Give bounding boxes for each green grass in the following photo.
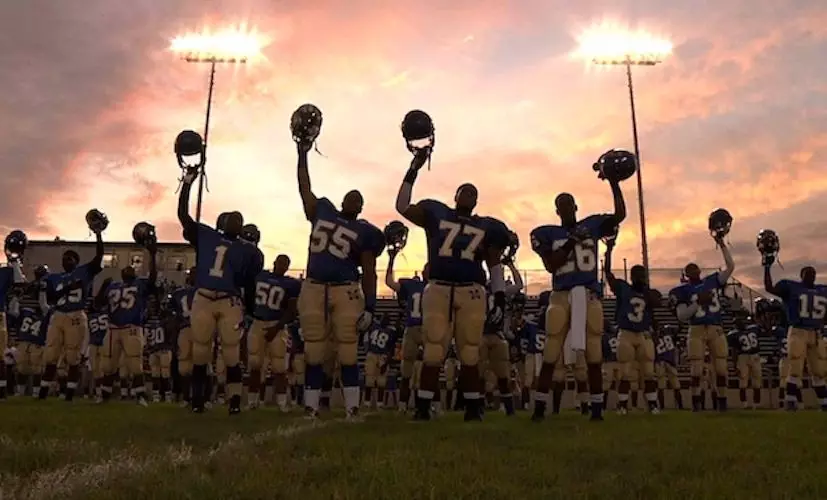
[2,400,826,500]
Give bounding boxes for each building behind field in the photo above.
[23,239,194,290]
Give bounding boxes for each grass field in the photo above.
[1,400,826,500]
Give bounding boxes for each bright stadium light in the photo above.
[575,23,672,272]
[169,25,268,222]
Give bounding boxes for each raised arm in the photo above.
[360,251,378,316]
[385,251,401,293]
[603,240,618,292]
[608,178,626,225]
[764,265,780,297]
[717,238,735,284]
[87,231,104,275]
[297,143,319,221]
[178,170,198,243]
[395,150,429,227]
[147,244,158,289]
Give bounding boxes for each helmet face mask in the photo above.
[593,149,637,182]
[383,220,409,254]
[132,221,157,248]
[85,209,109,234]
[291,104,323,148]
[401,110,435,158]
[708,208,733,240]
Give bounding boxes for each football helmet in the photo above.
[756,229,780,266]
[4,230,27,260]
[592,149,637,182]
[132,221,157,248]
[290,104,323,146]
[401,110,435,157]
[384,220,408,254]
[174,129,205,170]
[502,231,519,264]
[85,209,109,234]
[708,208,732,240]
[241,224,261,245]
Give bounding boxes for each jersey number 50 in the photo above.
[310,220,359,259]
[255,283,286,310]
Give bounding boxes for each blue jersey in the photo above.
[144,319,171,352]
[418,199,510,284]
[774,280,827,330]
[289,323,305,354]
[189,223,259,295]
[613,280,652,333]
[15,307,45,345]
[365,324,397,356]
[398,278,425,327]
[774,326,788,357]
[727,325,760,355]
[252,272,301,322]
[106,278,151,327]
[171,287,195,328]
[0,267,15,312]
[603,329,619,363]
[305,198,384,283]
[530,214,613,293]
[518,322,545,355]
[45,264,98,313]
[87,311,109,346]
[668,273,725,326]
[655,331,678,365]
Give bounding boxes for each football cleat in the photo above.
[4,230,28,260]
[290,104,323,146]
[132,221,157,248]
[304,407,320,420]
[592,149,637,182]
[85,209,109,234]
[383,220,409,254]
[401,109,435,159]
[241,224,261,245]
[708,208,733,240]
[502,230,519,264]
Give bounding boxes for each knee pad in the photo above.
[192,342,212,366]
[423,343,445,366]
[304,341,326,366]
[459,345,479,367]
[689,360,703,378]
[400,360,415,378]
[271,356,287,374]
[337,342,358,366]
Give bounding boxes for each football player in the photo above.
[178,167,263,414]
[605,252,661,414]
[726,315,762,409]
[288,320,305,407]
[86,291,110,403]
[295,139,385,420]
[396,151,510,421]
[444,340,459,410]
[100,245,158,406]
[515,313,545,410]
[145,295,173,403]
[602,321,621,411]
[764,265,827,410]
[171,269,196,405]
[668,232,734,412]
[385,252,427,411]
[39,231,104,401]
[247,254,301,411]
[529,183,627,421]
[363,314,397,409]
[9,288,47,397]
[0,231,26,399]
[654,324,683,410]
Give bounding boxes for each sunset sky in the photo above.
[2,0,826,296]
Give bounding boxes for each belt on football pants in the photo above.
[197,289,238,301]
[432,280,476,322]
[309,279,357,325]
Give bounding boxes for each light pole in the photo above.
[170,27,265,222]
[576,28,672,271]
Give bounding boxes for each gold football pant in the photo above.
[687,324,726,395]
[617,330,655,382]
[786,327,825,380]
[400,326,423,379]
[543,291,604,365]
[364,352,388,388]
[44,310,88,366]
[17,342,44,376]
[656,362,680,390]
[102,326,143,377]
[190,291,243,399]
[247,321,289,374]
[177,326,193,376]
[603,361,623,390]
[297,281,363,367]
[479,335,510,380]
[421,283,486,367]
[149,350,172,378]
[737,354,762,389]
[88,345,104,379]
[292,353,306,386]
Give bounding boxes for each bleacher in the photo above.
[370,295,783,391]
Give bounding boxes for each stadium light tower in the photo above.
[575,26,672,272]
[169,26,266,222]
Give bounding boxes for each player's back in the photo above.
[530,214,610,293]
[144,317,169,352]
[107,279,149,327]
[776,280,827,330]
[398,278,425,327]
[419,199,507,284]
[306,197,384,283]
[16,306,44,344]
[87,308,109,347]
[668,274,723,325]
[614,280,651,332]
[193,224,251,294]
[252,271,301,321]
[655,331,678,365]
